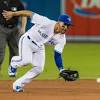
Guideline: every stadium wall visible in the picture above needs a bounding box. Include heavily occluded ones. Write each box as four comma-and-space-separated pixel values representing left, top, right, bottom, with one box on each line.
61, 0, 100, 42
21, 0, 60, 30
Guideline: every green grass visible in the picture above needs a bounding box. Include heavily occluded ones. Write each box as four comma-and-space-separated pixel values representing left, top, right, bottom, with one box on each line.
0, 43, 100, 80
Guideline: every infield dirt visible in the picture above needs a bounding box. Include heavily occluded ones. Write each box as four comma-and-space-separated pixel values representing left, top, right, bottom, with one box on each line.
0, 80, 100, 100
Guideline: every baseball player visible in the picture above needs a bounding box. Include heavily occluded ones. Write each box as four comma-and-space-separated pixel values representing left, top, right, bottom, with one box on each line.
3, 10, 73, 92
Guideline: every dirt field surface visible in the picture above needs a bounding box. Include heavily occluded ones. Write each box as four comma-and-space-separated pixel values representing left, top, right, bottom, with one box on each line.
0, 80, 100, 100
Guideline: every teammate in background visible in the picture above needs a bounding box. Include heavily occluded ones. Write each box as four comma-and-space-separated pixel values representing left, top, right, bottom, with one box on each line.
2, 10, 72, 92
0, 0, 27, 71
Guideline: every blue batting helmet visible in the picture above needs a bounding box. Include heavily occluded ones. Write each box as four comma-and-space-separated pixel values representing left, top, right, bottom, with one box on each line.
58, 14, 72, 25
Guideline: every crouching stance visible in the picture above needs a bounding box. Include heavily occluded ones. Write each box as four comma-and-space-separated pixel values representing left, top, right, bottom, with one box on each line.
2, 10, 78, 92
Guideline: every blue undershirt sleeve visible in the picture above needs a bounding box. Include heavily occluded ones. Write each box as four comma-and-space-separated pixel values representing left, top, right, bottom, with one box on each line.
54, 50, 64, 71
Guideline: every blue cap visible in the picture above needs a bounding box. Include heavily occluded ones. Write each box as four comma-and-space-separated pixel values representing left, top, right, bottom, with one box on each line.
58, 14, 72, 25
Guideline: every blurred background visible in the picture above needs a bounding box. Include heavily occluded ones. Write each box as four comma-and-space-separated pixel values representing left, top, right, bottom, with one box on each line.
0, 0, 100, 80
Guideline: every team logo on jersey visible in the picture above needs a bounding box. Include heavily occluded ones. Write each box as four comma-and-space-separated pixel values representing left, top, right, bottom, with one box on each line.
38, 30, 48, 39
71, 0, 100, 18
11, 7, 17, 11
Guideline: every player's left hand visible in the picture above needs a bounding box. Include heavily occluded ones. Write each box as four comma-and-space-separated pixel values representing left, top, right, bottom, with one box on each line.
59, 69, 79, 81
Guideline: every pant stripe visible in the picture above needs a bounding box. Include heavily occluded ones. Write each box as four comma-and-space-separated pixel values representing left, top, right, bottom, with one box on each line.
11, 36, 25, 63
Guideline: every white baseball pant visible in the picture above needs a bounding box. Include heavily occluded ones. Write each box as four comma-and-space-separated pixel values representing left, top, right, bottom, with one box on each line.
10, 35, 45, 88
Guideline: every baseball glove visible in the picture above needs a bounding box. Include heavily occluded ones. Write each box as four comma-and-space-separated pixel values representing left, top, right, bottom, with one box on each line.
59, 69, 79, 81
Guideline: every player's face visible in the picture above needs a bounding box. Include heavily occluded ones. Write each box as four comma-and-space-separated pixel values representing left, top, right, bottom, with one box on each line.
60, 23, 68, 34
58, 22, 68, 34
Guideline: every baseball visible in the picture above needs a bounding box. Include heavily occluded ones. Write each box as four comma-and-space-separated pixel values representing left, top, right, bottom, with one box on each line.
96, 78, 100, 83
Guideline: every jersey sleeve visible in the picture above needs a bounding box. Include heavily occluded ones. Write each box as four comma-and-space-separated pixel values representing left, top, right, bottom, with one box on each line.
54, 35, 66, 53
31, 13, 51, 25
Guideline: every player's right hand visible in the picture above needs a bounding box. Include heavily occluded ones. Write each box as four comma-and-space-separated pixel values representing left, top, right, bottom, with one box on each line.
2, 10, 14, 20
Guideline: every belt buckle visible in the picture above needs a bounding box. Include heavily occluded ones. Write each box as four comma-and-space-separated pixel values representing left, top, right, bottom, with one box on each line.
7, 25, 14, 28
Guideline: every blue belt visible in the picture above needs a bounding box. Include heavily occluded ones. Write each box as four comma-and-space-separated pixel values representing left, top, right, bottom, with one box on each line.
27, 36, 38, 46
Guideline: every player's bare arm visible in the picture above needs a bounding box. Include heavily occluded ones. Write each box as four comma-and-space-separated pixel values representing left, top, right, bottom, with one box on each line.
2, 10, 33, 20
20, 16, 27, 34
